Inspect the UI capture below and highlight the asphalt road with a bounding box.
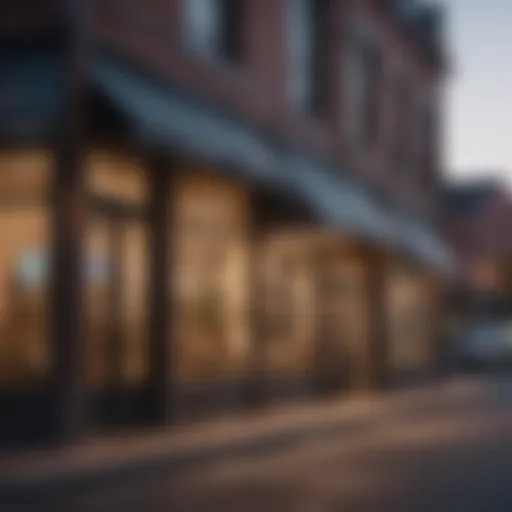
[8,376,512,512]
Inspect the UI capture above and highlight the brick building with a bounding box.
[0,0,452,447]
[443,180,512,318]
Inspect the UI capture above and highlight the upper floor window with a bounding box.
[181,0,244,63]
[344,34,382,148]
[418,100,437,186]
[288,0,331,116]
[361,42,382,147]
[391,75,411,171]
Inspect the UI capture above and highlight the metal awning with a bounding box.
[393,215,455,275]
[281,153,396,244]
[92,56,397,245]
[92,57,279,183]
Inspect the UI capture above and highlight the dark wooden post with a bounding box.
[107,219,124,386]
[148,157,173,423]
[366,248,389,391]
[244,189,268,407]
[49,0,90,442]
[428,274,444,380]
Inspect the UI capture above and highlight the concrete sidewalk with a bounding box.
[0,377,488,502]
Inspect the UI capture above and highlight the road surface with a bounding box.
[8,376,512,511]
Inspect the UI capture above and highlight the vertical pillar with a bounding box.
[49,0,90,442]
[366,249,389,391]
[428,274,444,379]
[51,147,88,442]
[148,157,173,423]
[107,220,124,386]
[244,190,268,407]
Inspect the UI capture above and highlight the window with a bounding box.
[392,76,411,171]
[182,0,244,63]
[288,0,330,115]
[173,173,250,382]
[361,42,382,147]
[419,102,436,186]
[0,150,52,388]
[344,34,382,147]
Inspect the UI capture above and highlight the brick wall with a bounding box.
[1,0,443,223]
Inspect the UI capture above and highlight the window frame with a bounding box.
[181,0,245,65]
[287,0,331,117]
[344,30,382,149]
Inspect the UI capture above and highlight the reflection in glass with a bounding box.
[173,173,249,382]
[87,151,149,205]
[121,221,149,385]
[0,150,52,387]
[85,216,110,388]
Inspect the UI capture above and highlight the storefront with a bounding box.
[385,217,453,387]
[172,170,252,416]
[314,241,373,394]
[385,262,436,384]
[0,48,453,447]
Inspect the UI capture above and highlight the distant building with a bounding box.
[443,179,512,317]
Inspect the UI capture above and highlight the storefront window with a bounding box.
[173,172,249,382]
[85,152,149,389]
[121,220,149,384]
[0,150,52,387]
[260,240,315,375]
[85,216,110,388]
[386,269,430,374]
[86,150,149,205]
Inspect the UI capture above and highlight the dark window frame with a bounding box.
[182,0,245,65]
[359,40,382,148]
[288,0,331,118]
[345,32,382,149]
[419,101,436,187]
[392,75,411,171]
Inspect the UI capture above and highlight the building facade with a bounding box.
[0,0,451,447]
[443,181,512,320]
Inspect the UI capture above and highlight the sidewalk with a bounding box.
[0,377,487,501]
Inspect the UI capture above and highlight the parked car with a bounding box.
[455,321,512,371]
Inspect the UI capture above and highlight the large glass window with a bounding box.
[0,150,52,387]
[260,237,315,376]
[316,253,370,391]
[86,150,149,204]
[173,172,249,382]
[84,152,149,390]
[386,269,430,375]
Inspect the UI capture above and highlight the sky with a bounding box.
[444,0,512,182]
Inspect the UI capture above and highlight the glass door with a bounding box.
[85,210,150,428]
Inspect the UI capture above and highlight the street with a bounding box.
[9,376,512,512]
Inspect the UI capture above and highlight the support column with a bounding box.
[50,147,88,442]
[245,195,266,407]
[366,249,389,391]
[148,157,173,423]
[49,0,90,442]
[428,275,444,379]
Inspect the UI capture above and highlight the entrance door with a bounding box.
[85,205,150,428]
